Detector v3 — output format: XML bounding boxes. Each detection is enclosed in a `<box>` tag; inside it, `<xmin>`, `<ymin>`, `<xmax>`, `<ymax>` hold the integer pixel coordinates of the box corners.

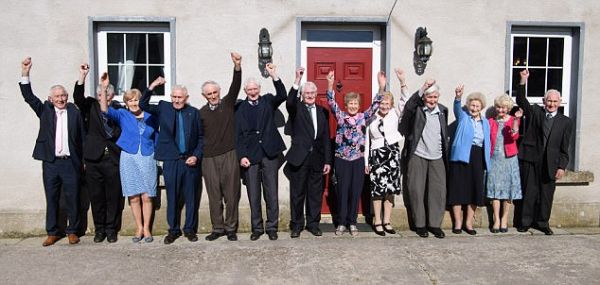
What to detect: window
<box><xmin>92</xmin><ymin>19</ymin><xmax>175</xmax><ymax>103</ymax></box>
<box><xmin>509</xmin><ymin>33</ymin><xmax>572</xmax><ymax>115</ymax></box>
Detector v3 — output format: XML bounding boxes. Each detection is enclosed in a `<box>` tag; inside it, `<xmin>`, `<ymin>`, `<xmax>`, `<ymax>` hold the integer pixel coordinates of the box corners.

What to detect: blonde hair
<box><xmin>494</xmin><ymin>94</ymin><xmax>514</xmax><ymax>110</ymax></box>
<box><xmin>466</xmin><ymin>92</ymin><xmax>486</xmax><ymax>109</ymax></box>
<box><xmin>344</xmin><ymin>92</ymin><xmax>361</xmax><ymax>106</ymax></box>
<box><xmin>123</xmin><ymin>89</ymin><xmax>142</xmax><ymax>102</ymax></box>
<box><xmin>381</xmin><ymin>91</ymin><xmax>395</xmax><ymax>107</ymax></box>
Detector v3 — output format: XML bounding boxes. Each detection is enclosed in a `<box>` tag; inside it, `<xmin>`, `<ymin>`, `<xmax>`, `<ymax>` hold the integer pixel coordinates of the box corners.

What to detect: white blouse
<box><xmin>364</xmin><ymin>89</ymin><xmax>408</xmax><ymax>164</ymax></box>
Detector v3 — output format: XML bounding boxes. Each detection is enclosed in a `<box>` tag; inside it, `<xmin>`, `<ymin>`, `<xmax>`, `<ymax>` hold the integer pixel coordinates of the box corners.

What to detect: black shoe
<box><xmin>499</xmin><ymin>228</ymin><xmax>508</xmax><ymax>233</ymax></box>
<box><xmin>383</xmin><ymin>223</ymin><xmax>396</xmax><ymax>235</ymax></box>
<box><xmin>490</xmin><ymin>228</ymin><xmax>500</xmax><ymax>234</ymax></box>
<box><xmin>163</xmin><ymin>233</ymin><xmax>180</xmax><ymax>245</ymax></box>
<box><xmin>452</xmin><ymin>228</ymin><xmax>462</xmax><ymax>234</ymax></box>
<box><xmin>463</xmin><ymin>228</ymin><xmax>477</xmax><ymax>236</ymax></box>
<box><xmin>250</xmin><ymin>232</ymin><xmax>263</xmax><ymax>241</ymax></box>
<box><xmin>226</xmin><ymin>231</ymin><xmax>238</xmax><ymax>241</ymax></box>
<box><xmin>184</xmin><ymin>232</ymin><xmax>198</xmax><ymax>242</ymax></box>
<box><xmin>290</xmin><ymin>230</ymin><xmax>301</xmax><ymax>238</ymax></box>
<box><xmin>106</xmin><ymin>232</ymin><xmax>118</xmax><ymax>243</ymax></box>
<box><xmin>307</xmin><ymin>227</ymin><xmax>323</xmax><ymax>237</ymax></box>
<box><xmin>267</xmin><ymin>231</ymin><xmax>278</xmax><ymax>240</ymax></box>
<box><xmin>428</xmin><ymin>227</ymin><xmax>445</xmax><ymax>238</ymax></box>
<box><xmin>416</xmin><ymin>227</ymin><xmax>429</xmax><ymax>238</ymax></box>
<box><xmin>205</xmin><ymin>232</ymin><xmax>226</xmax><ymax>241</ymax></box>
<box><xmin>373</xmin><ymin>224</ymin><xmax>385</xmax><ymax>236</ymax></box>
<box><xmin>539</xmin><ymin>227</ymin><xmax>554</xmax><ymax>235</ymax></box>
<box><xmin>93</xmin><ymin>232</ymin><xmax>106</xmax><ymax>243</ymax></box>
<box><xmin>517</xmin><ymin>226</ymin><xmax>530</xmax><ymax>233</ymax></box>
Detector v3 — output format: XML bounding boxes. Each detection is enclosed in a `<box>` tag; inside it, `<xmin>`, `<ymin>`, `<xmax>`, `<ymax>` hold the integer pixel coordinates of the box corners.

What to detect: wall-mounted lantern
<box><xmin>413</xmin><ymin>27</ymin><xmax>433</xmax><ymax>76</ymax></box>
<box><xmin>258</xmin><ymin>28</ymin><xmax>273</xmax><ymax>78</ymax></box>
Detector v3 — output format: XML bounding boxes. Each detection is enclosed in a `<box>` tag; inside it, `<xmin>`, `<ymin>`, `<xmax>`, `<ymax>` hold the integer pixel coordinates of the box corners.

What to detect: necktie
<box><xmin>177</xmin><ymin>111</ymin><xmax>186</xmax><ymax>154</ymax></box>
<box><xmin>249</xmin><ymin>100</ymin><xmax>258</xmax><ymax>106</ymax></box>
<box><xmin>102</xmin><ymin>113</ymin><xmax>113</xmax><ymax>138</ymax></box>
<box><xmin>307</xmin><ymin>105</ymin><xmax>317</xmax><ymax>139</ymax></box>
<box><xmin>55</xmin><ymin>110</ymin><xmax>64</xmax><ymax>154</ymax></box>
<box><xmin>546</xmin><ymin>113</ymin><xmax>553</xmax><ymax>120</ymax></box>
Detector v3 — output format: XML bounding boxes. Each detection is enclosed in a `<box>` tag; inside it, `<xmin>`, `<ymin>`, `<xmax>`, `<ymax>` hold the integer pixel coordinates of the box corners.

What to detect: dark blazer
<box><xmin>72</xmin><ymin>82</ymin><xmax>122</xmax><ymax>162</ymax></box>
<box><xmin>139</xmin><ymin>88</ymin><xmax>204</xmax><ymax>161</ymax></box>
<box><xmin>284</xmin><ymin>87</ymin><xmax>331</xmax><ymax>169</ymax></box>
<box><xmin>19</xmin><ymin>82</ymin><xmax>85</xmax><ymax>171</ymax></box>
<box><xmin>398</xmin><ymin>91</ymin><xmax>449</xmax><ymax>165</ymax></box>
<box><xmin>235</xmin><ymin>79</ymin><xmax>287</xmax><ymax>164</ymax></box>
<box><xmin>515</xmin><ymin>84</ymin><xmax>572</xmax><ymax>179</ymax></box>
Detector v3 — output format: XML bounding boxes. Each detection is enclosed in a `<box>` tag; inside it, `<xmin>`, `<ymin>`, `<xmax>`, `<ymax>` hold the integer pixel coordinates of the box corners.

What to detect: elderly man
<box><xmin>199</xmin><ymin>52</ymin><xmax>242</xmax><ymax>242</ymax></box>
<box><xmin>399</xmin><ymin>79</ymin><xmax>449</xmax><ymax>239</ymax></box>
<box><xmin>235</xmin><ymin>63</ymin><xmax>286</xmax><ymax>241</ymax></box>
<box><xmin>516</xmin><ymin>69</ymin><xmax>573</xmax><ymax>235</ymax></box>
<box><xmin>140</xmin><ymin>79</ymin><xmax>204</xmax><ymax>244</ymax></box>
<box><xmin>73</xmin><ymin>63</ymin><xmax>124</xmax><ymax>243</ymax></box>
<box><xmin>283</xmin><ymin>67</ymin><xmax>331</xmax><ymax>238</ymax></box>
<box><xmin>19</xmin><ymin>57</ymin><xmax>85</xmax><ymax>246</ymax></box>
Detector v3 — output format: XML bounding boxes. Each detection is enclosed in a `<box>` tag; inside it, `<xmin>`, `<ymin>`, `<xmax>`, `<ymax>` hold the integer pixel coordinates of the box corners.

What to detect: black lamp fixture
<box><xmin>258</xmin><ymin>28</ymin><xmax>273</xmax><ymax>78</ymax></box>
<box><xmin>413</xmin><ymin>27</ymin><xmax>433</xmax><ymax>75</ymax></box>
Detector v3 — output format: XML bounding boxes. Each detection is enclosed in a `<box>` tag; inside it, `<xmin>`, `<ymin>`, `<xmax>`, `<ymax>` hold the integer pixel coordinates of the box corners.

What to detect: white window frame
<box><xmin>509</xmin><ymin>33</ymin><xmax>572</xmax><ymax>116</ymax></box>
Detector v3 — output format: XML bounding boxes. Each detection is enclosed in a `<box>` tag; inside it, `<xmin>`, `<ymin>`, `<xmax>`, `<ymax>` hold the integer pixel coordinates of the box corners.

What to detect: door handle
<box><xmin>336</xmin><ymin>80</ymin><xmax>343</xmax><ymax>93</ymax></box>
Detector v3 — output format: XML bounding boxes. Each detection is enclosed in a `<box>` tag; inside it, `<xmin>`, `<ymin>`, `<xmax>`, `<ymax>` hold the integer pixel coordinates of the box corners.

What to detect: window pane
<box><xmin>126</xmin><ymin>34</ymin><xmax>147</xmax><ymax>63</ymax></box>
<box><xmin>307</xmin><ymin>30</ymin><xmax>373</xmax><ymax>42</ymax></box>
<box><xmin>107</xmin><ymin>65</ymin><xmax>122</xmax><ymax>95</ymax></box>
<box><xmin>548</xmin><ymin>38</ymin><xmax>564</xmax><ymax>67</ymax></box>
<box><xmin>107</xmin><ymin>33</ymin><xmax>124</xmax><ymax>63</ymax></box>
<box><xmin>511</xmin><ymin>68</ymin><xmax>522</xmax><ymax>95</ymax></box>
<box><xmin>558</xmin><ymin>106</ymin><xmax>565</xmax><ymax>115</ymax></box>
<box><xmin>527</xmin><ymin>68</ymin><xmax>546</xmax><ymax>97</ymax></box>
<box><xmin>513</xmin><ymin>37</ymin><xmax>527</xmax><ymax>66</ymax></box>
<box><xmin>149</xmin><ymin>66</ymin><xmax>165</xmax><ymax>95</ymax></box>
<box><xmin>130</xmin><ymin>66</ymin><xmax>147</xmax><ymax>91</ymax></box>
<box><xmin>148</xmin><ymin>34</ymin><xmax>164</xmax><ymax>64</ymax></box>
<box><xmin>547</xmin><ymin>69</ymin><xmax>563</xmax><ymax>92</ymax></box>
<box><xmin>528</xmin><ymin>37</ymin><xmax>547</xmax><ymax>66</ymax></box>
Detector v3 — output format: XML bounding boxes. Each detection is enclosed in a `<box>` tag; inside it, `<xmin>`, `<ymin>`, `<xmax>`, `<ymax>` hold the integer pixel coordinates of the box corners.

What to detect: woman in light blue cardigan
<box><xmin>447</xmin><ymin>85</ymin><xmax>491</xmax><ymax>235</ymax></box>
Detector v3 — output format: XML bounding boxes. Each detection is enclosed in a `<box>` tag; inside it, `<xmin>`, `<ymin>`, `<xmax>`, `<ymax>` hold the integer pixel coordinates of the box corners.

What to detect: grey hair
<box><xmin>424</xmin><ymin>84</ymin><xmax>440</xmax><ymax>96</ymax></box>
<box><xmin>49</xmin><ymin>85</ymin><xmax>68</xmax><ymax>96</ymax></box>
<box><xmin>544</xmin><ymin>89</ymin><xmax>561</xmax><ymax>100</ymax></box>
<box><xmin>96</xmin><ymin>84</ymin><xmax>115</xmax><ymax>96</ymax></box>
<box><xmin>201</xmin><ymin>80</ymin><xmax>221</xmax><ymax>94</ymax></box>
<box><xmin>300</xmin><ymin>81</ymin><xmax>317</xmax><ymax>95</ymax></box>
<box><xmin>243</xmin><ymin>78</ymin><xmax>261</xmax><ymax>90</ymax></box>
<box><xmin>171</xmin><ymin>85</ymin><xmax>189</xmax><ymax>96</ymax></box>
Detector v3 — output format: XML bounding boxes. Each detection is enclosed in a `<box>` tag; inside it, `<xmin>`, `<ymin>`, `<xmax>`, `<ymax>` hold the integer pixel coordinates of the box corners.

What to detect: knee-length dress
<box><xmin>120</xmin><ymin>118</ymin><xmax>157</xmax><ymax>197</ymax></box>
<box><xmin>486</xmin><ymin>121</ymin><xmax>522</xmax><ymax>200</ymax></box>
<box><xmin>368</xmin><ymin>120</ymin><xmax>401</xmax><ymax>198</ymax></box>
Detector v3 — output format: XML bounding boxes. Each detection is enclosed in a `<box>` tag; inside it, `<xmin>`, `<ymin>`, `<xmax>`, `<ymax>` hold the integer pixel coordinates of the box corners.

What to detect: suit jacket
<box><xmin>515</xmin><ymin>84</ymin><xmax>572</xmax><ymax>179</ymax></box>
<box><xmin>19</xmin><ymin>82</ymin><xmax>85</xmax><ymax>171</ymax></box>
<box><xmin>235</xmin><ymin>79</ymin><xmax>287</xmax><ymax>164</ymax></box>
<box><xmin>105</xmin><ymin>107</ymin><xmax>158</xmax><ymax>156</ymax></box>
<box><xmin>284</xmin><ymin>86</ymin><xmax>331</xmax><ymax>169</ymax></box>
<box><xmin>73</xmin><ymin>82</ymin><xmax>122</xmax><ymax>162</ymax></box>
<box><xmin>398</xmin><ymin>91</ymin><xmax>449</xmax><ymax>166</ymax></box>
<box><xmin>140</xmin><ymin>88</ymin><xmax>204</xmax><ymax>161</ymax></box>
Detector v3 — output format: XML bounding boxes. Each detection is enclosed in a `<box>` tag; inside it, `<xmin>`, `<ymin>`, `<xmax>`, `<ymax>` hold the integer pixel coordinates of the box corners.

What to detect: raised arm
<box><xmin>326</xmin><ymin>70</ymin><xmax>343</xmax><ymax>118</ymax></box>
<box><xmin>394</xmin><ymin>68</ymin><xmax>409</xmax><ymax>118</ymax></box>
<box><xmin>286</xmin><ymin>67</ymin><xmax>304</xmax><ymax>113</ymax></box>
<box><xmin>515</xmin><ymin>69</ymin><xmax>532</xmax><ymax>117</ymax></box>
<box><xmin>98</xmin><ymin>72</ymin><xmax>110</xmax><ymax>113</ymax></box>
<box><xmin>73</xmin><ymin>63</ymin><xmax>90</xmax><ymax>112</ymax></box>
<box><xmin>266</xmin><ymin>63</ymin><xmax>287</xmax><ymax>107</ymax></box>
<box><xmin>223</xmin><ymin>52</ymin><xmax>242</xmax><ymax>107</ymax></box>
<box><xmin>454</xmin><ymin>84</ymin><xmax>465</xmax><ymax>120</ymax></box>
<box><xmin>19</xmin><ymin>57</ymin><xmax>44</xmax><ymax>117</ymax></box>
<box><xmin>140</xmin><ymin>76</ymin><xmax>165</xmax><ymax>115</ymax></box>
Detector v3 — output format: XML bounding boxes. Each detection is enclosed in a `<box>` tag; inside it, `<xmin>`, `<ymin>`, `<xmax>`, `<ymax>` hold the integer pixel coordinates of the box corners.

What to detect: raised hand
<box><xmin>231</xmin><ymin>52</ymin><xmax>242</xmax><ymax>70</ymax></box>
<box><xmin>266</xmin><ymin>63</ymin><xmax>278</xmax><ymax>80</ymax></box>
<box><xmin>78</xmin><ymin>63</ymin><xmax>90</xmax><ymax>84</ymax></box>
<box><xmin>377</xmin><ymin>71</ymin><xmax>386</xmax><ymax>92</ymax></box>
<box><xmin>326</xmin><ymin>70</ymin><xmax>335</xmax><ymax>92</ymax></box>
<box><xmin>519</xmin><ymin>69</ymin><xmax>529</xmax><ymax>85</ymax></box>
<box><xmin>455</xmin><ymin>84</ymin><xmax>465</xmax><ymax>99</ymax></box>
<box><xmin>294</xmin><ymin>67</ymin><xmax>305</xmax><ymax>85</ymax></box>
<box><xmin>100</xmin><ymin>72</ymin><xmax>110</xmax><ymax>89</ymax></box>
<box><xmin>422</xmin><ymin>78</ymin><xmax>436</xmax><ymax>92</ymax></box>
<box><xmin>99</xmin><ymin>72</ymin><xmax>110</xmax><ymax>112</ymax></box>
<box><xmin>149</xmin><ymin>76</ymin><xmax>166</xmax><ymax>91</ymax></box>
<box><xmin>22</xmin><ymin>57</ymin><xmax>32</xmax><ymax>76</ymax></box>
<box><xmin>394</xmin><ymin>68</ymin><xmax>406</xmax><ymax>86</ymax></box>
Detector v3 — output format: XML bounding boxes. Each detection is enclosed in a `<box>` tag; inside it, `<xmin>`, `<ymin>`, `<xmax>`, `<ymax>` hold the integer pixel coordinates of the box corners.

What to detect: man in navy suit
<box><xmin>140</xmin><ymin>78</ymin><xmax>204</xmax><ymax>244</ymax></box>
<box><xmin>283</xmin><ymin>67</ymin><xmax>331</xmax><ymax>238</ymax></box>
<box><xmin>19</xmin><ymin>57</ymin><xmax>85</xmax><ymax>246</ymax></box>
<box><xmin>235</xmin><ymin>63</ymin><xmax>286</xmax><ymax>241</ymax></box>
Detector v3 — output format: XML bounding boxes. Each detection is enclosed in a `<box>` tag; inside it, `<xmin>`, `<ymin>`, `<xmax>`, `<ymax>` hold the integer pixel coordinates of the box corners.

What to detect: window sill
<box><xmin>557</xmin><ymin>170</ymin><xmax>594</xmax><ymax>185</ymax></box>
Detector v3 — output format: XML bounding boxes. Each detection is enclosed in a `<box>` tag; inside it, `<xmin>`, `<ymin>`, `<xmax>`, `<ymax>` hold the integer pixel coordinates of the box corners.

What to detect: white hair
<box><xmin>201</xmin><ymin>80</ymin><xmax>221</xmax><ymax>94</ymax></box>
<box><xmin>544</xmin><ymin>89</ymin><xmax>561</xmax><ymax>100</ymax></box>
<box><xmin>243</xmin><ymin>78</ymin><xmax>261</xmax><ymax>90</ymax></box>
<box><xmin>49</xmin><ymin>85</ymin><xmax>68</xmax><ymax>96</ymax></box>
<box><xmin>424</xmin><ymin>84</ymin><xmax>440</xmax><ymax>95</ymax></box>
<box><xmin>300</xmin><ymin>81</ymin><xmax>317</xmax><ymax>95</ymax></box>
<box><xmin>171</xmin><ymin>85</ymin><xmax>189</xmax><ymax>96</ymax></box>
<box><xmin>96</xmin><ymin>84</ymin><xmax>115</xmax><ymax>96</ymax></box>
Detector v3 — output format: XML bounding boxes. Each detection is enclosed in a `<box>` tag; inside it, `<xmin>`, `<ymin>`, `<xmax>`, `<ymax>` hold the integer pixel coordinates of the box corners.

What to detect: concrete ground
<box><xmin>1</xmin><ymin>226</ymin><xmax>599</xmax><ymax>285</ymax></box>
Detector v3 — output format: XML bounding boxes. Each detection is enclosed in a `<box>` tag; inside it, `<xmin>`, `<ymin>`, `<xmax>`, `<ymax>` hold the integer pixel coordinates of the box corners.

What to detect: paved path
<box><xmin>1</xmin><ymin>227</ymin><xmax>599</xmax><ymax>284</ymax></box>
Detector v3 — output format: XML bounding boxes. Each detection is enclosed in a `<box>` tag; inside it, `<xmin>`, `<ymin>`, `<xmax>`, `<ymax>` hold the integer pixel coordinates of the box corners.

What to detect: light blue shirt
<box><xmin>471</xmin><ymin>117</ymin><xmax>484</xmax><ymax>147</ymax></box>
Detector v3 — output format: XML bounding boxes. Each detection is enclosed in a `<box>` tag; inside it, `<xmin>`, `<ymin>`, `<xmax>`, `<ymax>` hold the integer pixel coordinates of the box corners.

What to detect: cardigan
<box><xmin>105</xmin><ymin>107</ymin><xmax>158</xmax><ymax>156</ymax></box>
<box><xmin>449</xmin><ymin>99</ymin><xmax>491</xmax><ymax>170</ymax></box>
<box><xmin>488</xmin><ymin>116</ymin><xmax>520</xmax><ymax>158</ymax></box>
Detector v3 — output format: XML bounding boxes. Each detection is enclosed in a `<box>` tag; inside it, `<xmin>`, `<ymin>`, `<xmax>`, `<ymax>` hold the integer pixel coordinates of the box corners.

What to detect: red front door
<box><xmin>306</xmin><ymin>47</ymin><xmax>373</xmax><ymax>215</ymax></box>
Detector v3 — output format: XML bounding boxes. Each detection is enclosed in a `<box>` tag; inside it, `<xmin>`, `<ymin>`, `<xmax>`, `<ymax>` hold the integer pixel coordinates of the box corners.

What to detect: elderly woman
<box><xmin>327</xmin><ymin>70</ymin><xmax>382</xmax><ymax>237</ymax></box>
<box><xmin>364</xmin><ymin>69</ymin><xmax>408</xmax><ymax>236</ymax></box>
<box><xmin>99</xmin><ymin>73</ymin><xmax>161</xmax><ymax>243</ymax></box>
<box><xmin>447</xmin><ymin>85</ymin><xmax>491</xmax><ymax>235</ymax></box>
<box><xmin>487</xmin><ymin>95</ymin><xmax>523</xmax><ymax>233</ymax></box>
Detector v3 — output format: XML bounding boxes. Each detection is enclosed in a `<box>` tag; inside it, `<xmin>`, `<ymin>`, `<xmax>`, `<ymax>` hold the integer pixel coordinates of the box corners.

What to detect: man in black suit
<box><xmin>73</xmin><ymin>63</ymin><xmax>124</xmax><ymax>243</ymax></box>
<box><xmin>19</xmin><ymin>57</ymin><xmax>85</xmax><ymax>246</ymax></box>
<box><xmin>283</xmin><ymin>67</ymin><xmax>331</xmax><ymax>238</ymax></box>
<box><xmin>235</xmin><ymin>63</ymin><xmax>286</xmax><ymax>241</ymax></box>
<box><xmin>516</xmin><ymin>69</ymin><xmax>573</xmax><ymax>235</ymax></box>
<box><xmin>140</xmin><ymin>80</ymin><xmax>204</xmax><ymax>244</ymax></box>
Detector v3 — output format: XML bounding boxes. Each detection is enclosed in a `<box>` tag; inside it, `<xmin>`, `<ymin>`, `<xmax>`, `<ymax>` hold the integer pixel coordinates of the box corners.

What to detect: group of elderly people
<box><xmin>20</xmin><ymin>52</ymin><xmax>572</xmax><ymax>246</ymax></box>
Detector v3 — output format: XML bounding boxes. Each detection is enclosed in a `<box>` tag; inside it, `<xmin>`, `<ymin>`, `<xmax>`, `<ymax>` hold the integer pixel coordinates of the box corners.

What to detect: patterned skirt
<box><xmin>369</xmin><ymin>143</ymin><xmax>402</xmax><ymax>198</ymax></box>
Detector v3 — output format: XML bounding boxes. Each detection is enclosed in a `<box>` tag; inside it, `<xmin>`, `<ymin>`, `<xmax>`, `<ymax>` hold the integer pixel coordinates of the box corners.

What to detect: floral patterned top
<box><xmin>327</xmin><ymin>90</ymin><xmax>382</xmax><ymax>161</ymax></box>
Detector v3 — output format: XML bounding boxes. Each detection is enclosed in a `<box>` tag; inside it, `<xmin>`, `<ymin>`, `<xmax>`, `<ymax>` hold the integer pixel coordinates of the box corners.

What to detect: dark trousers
<box><xmin>286</xmin><ymin>156</ymin><xmax>324</xmax><ymax>231</ymax></box>
<box><xmin>519</xmin><ymin>160</ymin><xmax>556</xmax><ymax>228</ymax></box>
<box><xmin>202</xmin><ymin>150</ymin><xmax>241</xmax><ymax>233</ymax></box>
<box><xmin>244</xmin><ymin>156</ymin><xmax>279</xmax><ymax>233</ymax></box>
<box><xmin>334</xmin><ymin>157</ymin><xmax>364</xmax><ymax>227</ymax></box>
<box><xmin>42</xmin><ymin>159</ymin><xmax>80</xmax><ymax>236</ymax></box>
<box><xmin>85</xmin><ymin>154</ymin><xmax>124</xmax><ymax>235</ymax></box>
<box><xmin>163</xmin><ymin>159</ymin><xmax>201</xmax><ymax>235</ymax></box>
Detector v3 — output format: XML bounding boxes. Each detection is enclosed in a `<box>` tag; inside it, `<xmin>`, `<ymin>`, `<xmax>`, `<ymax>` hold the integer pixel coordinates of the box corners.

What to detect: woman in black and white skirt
<box><xmin>365</xmin><ymin>69</ymin><xmax>408</xmax><ymax>236</ymax></box>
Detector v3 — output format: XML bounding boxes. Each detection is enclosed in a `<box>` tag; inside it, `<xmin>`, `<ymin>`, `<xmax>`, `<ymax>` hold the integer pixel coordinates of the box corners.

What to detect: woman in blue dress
<box><xmin>99</xmin><ymin>73</ymin><xmax>161</xmax><ymax>243</ymax></box>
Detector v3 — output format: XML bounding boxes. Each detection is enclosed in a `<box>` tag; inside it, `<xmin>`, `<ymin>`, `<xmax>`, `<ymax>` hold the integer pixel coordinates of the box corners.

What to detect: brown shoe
<box><xmin>42</xmin><ymin>235</ymin><xmax>61</xmax><ymax>247</ymax></box>
<box><xmin>67</xmin><ymin>234</ymin><xmax>80</xmax><ymax>245</ymax></box>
